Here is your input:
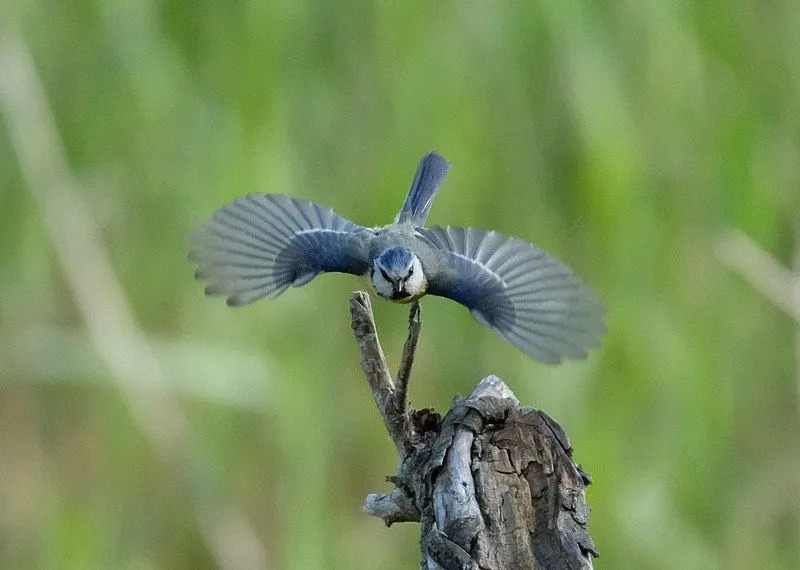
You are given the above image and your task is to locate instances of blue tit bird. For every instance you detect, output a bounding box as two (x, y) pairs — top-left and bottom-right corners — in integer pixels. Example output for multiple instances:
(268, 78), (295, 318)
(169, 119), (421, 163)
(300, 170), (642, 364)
(189, 152), (604, 364)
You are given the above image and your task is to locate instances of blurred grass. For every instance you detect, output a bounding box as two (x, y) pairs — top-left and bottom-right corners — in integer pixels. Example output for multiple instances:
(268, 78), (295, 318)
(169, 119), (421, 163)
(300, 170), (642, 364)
(1, 0), (799, 568)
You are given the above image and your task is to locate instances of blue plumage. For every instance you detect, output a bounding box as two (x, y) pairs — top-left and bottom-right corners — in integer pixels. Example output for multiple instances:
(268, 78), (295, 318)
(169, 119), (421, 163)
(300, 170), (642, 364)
(376, 247), (414, 270)
(395, 152), (451, 225)
(190, 152), (605, 365)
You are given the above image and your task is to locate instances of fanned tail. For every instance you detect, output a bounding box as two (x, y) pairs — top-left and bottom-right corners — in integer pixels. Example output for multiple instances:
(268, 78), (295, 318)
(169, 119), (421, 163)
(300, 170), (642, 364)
(395, 152), (451, 226)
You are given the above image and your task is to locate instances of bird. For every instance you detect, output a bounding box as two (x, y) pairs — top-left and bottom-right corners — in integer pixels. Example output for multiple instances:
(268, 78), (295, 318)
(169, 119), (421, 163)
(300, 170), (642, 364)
(189, 152), (604, 364)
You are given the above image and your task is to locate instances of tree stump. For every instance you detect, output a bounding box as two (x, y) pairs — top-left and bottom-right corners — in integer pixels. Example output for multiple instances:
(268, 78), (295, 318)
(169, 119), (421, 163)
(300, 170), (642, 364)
(350, 292), (597, 569)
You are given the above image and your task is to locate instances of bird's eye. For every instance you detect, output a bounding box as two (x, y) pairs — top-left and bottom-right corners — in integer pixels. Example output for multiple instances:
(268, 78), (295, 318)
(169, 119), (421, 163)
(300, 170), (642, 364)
(408, 267), (414, 275)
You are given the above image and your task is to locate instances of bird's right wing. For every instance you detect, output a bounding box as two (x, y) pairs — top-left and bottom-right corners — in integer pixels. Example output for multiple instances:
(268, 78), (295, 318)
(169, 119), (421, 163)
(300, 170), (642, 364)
(418, 226), (605, 364)
(190, 194), (372, 306)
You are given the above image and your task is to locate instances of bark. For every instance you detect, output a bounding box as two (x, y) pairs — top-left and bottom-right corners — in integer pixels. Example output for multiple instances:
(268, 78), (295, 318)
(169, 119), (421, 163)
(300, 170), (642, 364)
(350, 292), (597, 570)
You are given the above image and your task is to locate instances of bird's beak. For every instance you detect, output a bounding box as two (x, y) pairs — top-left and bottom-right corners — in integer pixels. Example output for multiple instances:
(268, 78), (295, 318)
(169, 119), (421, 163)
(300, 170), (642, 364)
(393, 280), (404, 293)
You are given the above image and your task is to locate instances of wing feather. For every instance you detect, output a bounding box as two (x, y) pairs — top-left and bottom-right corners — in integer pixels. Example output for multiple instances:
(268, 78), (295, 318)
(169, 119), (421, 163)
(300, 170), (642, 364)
(190, 194), (372, 306)
(420, 226), (604, 364)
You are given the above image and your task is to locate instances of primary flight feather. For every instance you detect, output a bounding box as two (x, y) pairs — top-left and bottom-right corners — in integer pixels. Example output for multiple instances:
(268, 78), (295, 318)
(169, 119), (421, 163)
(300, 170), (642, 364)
(190, 152), (605, 364)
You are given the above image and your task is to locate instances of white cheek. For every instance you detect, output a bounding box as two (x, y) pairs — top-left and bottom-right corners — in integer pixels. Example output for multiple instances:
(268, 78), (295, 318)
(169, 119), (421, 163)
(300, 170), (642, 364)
(371, 270), (394, 298)
(405, 258), (425, 295)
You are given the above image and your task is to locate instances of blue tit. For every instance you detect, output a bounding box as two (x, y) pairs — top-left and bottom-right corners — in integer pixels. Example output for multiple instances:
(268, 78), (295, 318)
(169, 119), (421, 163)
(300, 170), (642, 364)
(189, 152), (604, 364)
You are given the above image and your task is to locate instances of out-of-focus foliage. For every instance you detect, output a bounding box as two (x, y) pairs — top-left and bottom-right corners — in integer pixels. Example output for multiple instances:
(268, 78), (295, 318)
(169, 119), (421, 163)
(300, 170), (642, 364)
(1, 1), (799, 568)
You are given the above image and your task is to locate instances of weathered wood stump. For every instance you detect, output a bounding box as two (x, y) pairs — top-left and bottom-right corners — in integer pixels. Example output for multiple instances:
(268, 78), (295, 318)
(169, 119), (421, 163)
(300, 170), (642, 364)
(350, 292), (597, 569)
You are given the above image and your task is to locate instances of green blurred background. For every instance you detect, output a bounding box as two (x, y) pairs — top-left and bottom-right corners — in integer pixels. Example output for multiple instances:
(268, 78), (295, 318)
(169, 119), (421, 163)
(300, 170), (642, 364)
(2, 1), (799, 568)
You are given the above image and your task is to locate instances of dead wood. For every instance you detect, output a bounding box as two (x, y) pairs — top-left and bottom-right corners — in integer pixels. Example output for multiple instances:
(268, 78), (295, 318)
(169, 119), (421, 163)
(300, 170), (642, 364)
(350, 291), (597, 570)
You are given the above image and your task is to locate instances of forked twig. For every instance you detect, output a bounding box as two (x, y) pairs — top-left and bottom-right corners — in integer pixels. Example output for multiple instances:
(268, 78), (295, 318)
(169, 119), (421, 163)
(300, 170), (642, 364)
(349, 292), (419, 453)
(349, 291), (596, 567)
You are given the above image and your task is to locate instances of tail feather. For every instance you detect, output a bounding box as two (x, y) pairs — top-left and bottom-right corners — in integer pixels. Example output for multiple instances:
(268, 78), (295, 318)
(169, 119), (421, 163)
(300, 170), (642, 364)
(395, 152), (450, 226)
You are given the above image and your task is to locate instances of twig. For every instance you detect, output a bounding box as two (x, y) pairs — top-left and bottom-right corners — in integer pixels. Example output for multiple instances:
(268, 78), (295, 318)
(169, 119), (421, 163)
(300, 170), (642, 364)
(349, 292), (413, 453)
(362, 487), (420, 525)
(394, 300), (421, 414)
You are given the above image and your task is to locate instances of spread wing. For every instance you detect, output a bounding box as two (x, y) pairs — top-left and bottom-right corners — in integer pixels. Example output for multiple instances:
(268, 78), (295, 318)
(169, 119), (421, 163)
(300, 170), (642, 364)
(418, 226), (605, 364)
(189, 194), (372, 306)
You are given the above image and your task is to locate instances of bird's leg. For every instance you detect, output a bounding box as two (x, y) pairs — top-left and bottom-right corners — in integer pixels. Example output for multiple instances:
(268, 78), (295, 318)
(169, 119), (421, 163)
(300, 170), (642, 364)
(394, 300), (421, 414)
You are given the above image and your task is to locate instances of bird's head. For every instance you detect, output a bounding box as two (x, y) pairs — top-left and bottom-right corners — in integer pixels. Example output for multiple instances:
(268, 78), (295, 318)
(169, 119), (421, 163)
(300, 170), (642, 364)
(371, 247), (426, 303)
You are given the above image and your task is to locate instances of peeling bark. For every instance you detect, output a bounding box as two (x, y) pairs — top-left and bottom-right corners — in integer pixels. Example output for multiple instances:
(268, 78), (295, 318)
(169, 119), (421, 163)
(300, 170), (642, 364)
(350, 292), (596, 569)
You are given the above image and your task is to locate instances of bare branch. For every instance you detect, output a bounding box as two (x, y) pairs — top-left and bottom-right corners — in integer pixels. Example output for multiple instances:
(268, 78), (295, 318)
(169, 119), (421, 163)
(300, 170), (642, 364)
(349, 292), (410, 453)
(363, 487), (420, 525)
(394, 300), (421, 414)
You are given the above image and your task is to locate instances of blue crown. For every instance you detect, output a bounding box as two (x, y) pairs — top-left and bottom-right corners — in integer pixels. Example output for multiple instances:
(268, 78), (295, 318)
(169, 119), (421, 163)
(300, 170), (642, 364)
(377, 247), (414, 269)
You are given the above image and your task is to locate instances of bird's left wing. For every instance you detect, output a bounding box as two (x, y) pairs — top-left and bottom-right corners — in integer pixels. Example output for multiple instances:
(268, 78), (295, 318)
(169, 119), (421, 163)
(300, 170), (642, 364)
(190, 194), (372, 306)
(418, 226), (605, 364)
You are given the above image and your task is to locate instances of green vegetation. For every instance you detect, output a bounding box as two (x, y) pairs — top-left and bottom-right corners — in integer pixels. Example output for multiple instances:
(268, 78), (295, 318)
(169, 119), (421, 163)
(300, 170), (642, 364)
(1, 2), (798, 568)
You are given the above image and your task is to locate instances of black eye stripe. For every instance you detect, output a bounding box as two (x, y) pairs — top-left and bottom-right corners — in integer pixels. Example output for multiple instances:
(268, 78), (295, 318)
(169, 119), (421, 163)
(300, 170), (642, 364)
(380, 268), (390, 281)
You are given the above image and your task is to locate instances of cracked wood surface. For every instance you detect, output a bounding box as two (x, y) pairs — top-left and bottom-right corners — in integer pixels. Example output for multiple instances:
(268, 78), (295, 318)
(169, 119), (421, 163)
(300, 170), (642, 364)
(350, 292), (596, 569)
